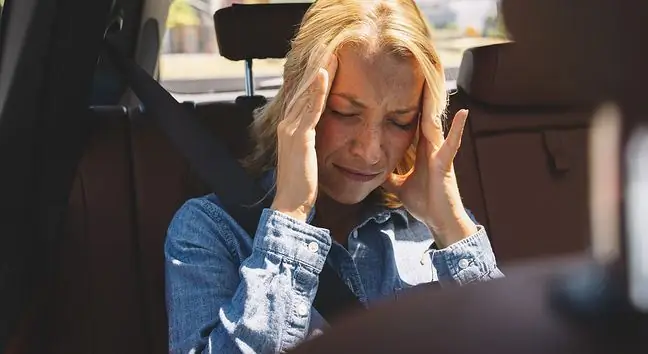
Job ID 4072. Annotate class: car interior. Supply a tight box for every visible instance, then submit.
[0,0,641,353]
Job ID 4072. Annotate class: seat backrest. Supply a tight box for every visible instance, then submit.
[25,100,262,354]
[449,43,594,263]
[128,98,264,354]
[33,106,150,354]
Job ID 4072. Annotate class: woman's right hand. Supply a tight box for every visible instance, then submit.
[271,56,338,222]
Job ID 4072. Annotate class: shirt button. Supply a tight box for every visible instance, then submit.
[458,259,470,269]
[297,303,310,316]
[307,241,319,253]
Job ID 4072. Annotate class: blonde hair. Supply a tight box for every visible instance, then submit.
[241,0,447,207]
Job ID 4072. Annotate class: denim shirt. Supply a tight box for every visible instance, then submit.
[165,171,504,354]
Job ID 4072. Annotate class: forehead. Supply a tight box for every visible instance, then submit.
[331,45,424,109]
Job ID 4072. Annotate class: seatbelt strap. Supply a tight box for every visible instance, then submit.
[101,40,364,323]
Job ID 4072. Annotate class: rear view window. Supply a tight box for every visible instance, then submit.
[159,0,509,98]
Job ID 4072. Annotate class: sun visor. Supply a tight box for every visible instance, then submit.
[213,3,312,61]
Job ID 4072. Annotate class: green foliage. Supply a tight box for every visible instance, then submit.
[483,12,509,38]
[166,0,200,29]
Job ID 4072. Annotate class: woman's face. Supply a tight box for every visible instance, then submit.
[316,46,425,205]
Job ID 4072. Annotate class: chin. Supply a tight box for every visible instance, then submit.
[328,193,367,205]
[319,184,375,205]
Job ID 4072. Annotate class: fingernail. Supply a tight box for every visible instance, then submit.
[319,67,329,81]
[328,53,338,66]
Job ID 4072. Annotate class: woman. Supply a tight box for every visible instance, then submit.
[165,0,504,353]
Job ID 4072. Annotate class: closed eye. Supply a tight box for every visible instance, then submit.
[331,109,358,118]
[389,118,417,130]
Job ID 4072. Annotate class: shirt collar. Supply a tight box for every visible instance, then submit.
[259,169,409,227]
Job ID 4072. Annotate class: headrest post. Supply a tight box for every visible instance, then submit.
[244,59,254,96]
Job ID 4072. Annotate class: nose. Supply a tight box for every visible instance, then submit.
[349,125,382,166]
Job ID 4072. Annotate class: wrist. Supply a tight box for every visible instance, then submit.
[270,200,312,223]
[428,212,477,248]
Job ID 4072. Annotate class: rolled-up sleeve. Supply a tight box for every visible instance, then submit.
[431,225,505,286]
[254,210,331,273]
[165,198,331,354]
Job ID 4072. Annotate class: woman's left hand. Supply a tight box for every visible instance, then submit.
[383,85,477,248]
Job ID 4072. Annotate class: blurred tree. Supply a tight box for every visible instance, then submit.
[494,11,508,38]
[166,0,200,28]
[483,5,509,38]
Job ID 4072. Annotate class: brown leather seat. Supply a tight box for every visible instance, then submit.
[21,100,263,354]
[448,43,594,263]
[33,106,149,354]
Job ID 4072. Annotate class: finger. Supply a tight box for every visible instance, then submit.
[280,93,308,135]
[419,83,445,150]
[298,67,330,131]
[282,83,312,127]
[415,124,428,162]
[283,54,338,133]
[438,109,469,165]
[281,71,324,134]
[324,54,338,97]
[306,54,338,129]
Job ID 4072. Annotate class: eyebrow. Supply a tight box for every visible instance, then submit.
[329,92,419,114]
[330,92,367,109]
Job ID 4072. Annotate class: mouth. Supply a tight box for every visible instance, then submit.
[333,164,382,182]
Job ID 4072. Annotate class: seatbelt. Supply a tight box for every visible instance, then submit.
[101,40,365,323]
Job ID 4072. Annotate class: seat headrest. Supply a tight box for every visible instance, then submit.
[456,43,586,107]
[213,3,312,61]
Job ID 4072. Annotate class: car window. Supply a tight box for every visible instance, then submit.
[160,0,509,101]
